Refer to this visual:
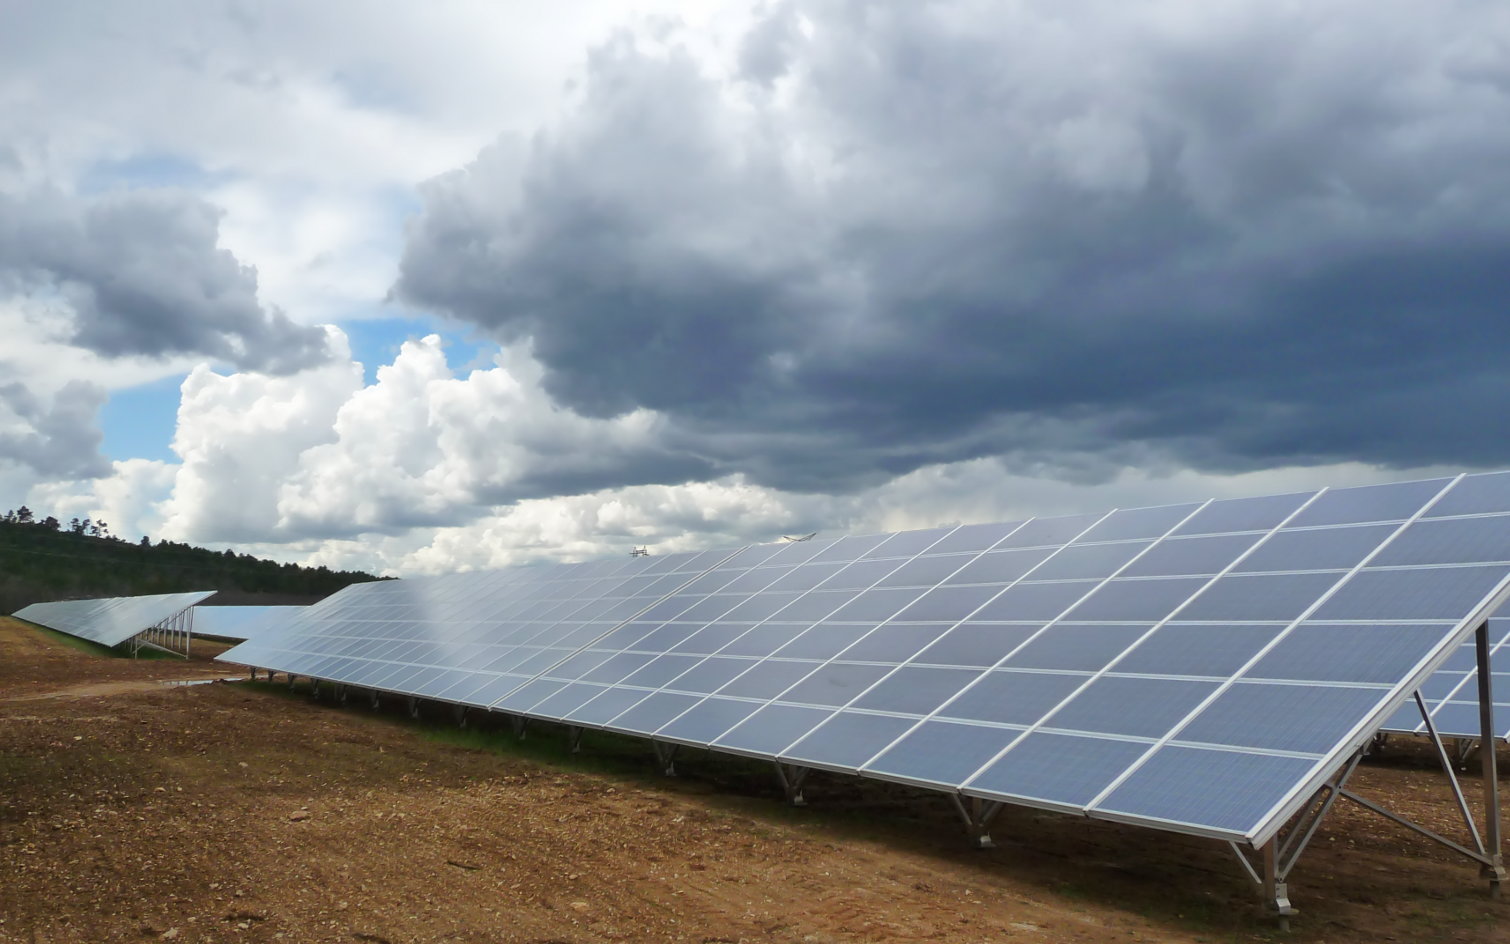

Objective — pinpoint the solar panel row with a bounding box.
[219,471,1510,846]
[191,605,306,641]
[1381,618,1510,741]
[13,591,217,649]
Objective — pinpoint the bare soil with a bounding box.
[1,616,1507,943]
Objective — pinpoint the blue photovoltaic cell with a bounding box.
[714,703,833,755]
[1000,624,1150,672]
[1232,525,1397,574]
[1110,623,1281,678]
[216,472,1510,844]
[1118,533,1263,578]
[1176,682,1388,754]
[1314,566,1510,621]
[1096,746,1319,834]
[655,697,762,745]
[995,514,1103,549]
[782,711,920,770]
[970,581,1098,621]
[1423,471,1510,518]
[1369,516,1510,567]
[945,547,1058,585]
[852,666,983,715]
[1027,542,1153,581]
[910,624,1040,668]
[937,671,1087,726]
[864,720,1023,786]
[1170,492,1311,537]
[1062,579,1210,622]
[1177,572,1343,622]
[967,732,1152,807]
[1045,676,1220,739]
[1285,478,1451,528]
[1246,623,1449,685]
[1075,504,1202,543]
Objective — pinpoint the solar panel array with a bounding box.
[191,605,306,641]
[219,472,1510,845]
[14,591,217,648]
[1381,618,1510,741]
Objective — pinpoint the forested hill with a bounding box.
[0,507,381,614]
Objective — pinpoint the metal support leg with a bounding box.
[651,741,679,777]
[567,726,583,753]
[407,696,420,719]
[310,679,321,699]
[1262,838,1296,928]
[288,674,296,690]
[336,684,348,705]
[510,716,528,740]
[370,689,381,710]
[949,795,1001,849]
[1477,622,1507,893]
[773,763,810,806]
[454,705,468,729]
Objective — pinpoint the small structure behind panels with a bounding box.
[190,605,305,642]
[217,471,1510,926]
[13,591,216,657]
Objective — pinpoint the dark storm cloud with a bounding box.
[397,1,1510,493]
[0,187,331,373]
[0,380,109,478]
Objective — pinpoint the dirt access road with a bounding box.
[1,616,1506,943]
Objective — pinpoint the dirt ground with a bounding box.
[2,617,1508,944]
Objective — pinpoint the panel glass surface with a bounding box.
[16,590,216,648]
[215,473,1510,843]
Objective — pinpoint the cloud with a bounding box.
[152,329,709,544]
[25,457,177,541]
[0,379,109,478]
[157,327,363,544]
[395,0,1510,495]
[0,187,332,372]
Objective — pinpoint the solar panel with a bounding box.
[190,605,306,641]
[1379,618,1510,741]
[216,471,1510,849]
[13,591,216,649]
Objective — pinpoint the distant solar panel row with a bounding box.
[14,591,216,648]
[220,472,1510,846]
[191,605,305,641]
[1381,618,1510,741]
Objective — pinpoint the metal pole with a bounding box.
[1476,621,1506,893]
[1261,837,1295,927]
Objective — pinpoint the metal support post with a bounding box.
[310,679,321,698]
[651,741,679,776]
[1262,838,1296,928]
[1477,622,1507,892]
[336,684,348,705]
[773,763,810,806]
[510,716,528,739]
[949,795,1001,849]
[407,696,420,719]
[369,689,381,710]
[454,705,468,729]
[568,726,583,753]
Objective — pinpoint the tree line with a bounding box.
[0,505,382,615]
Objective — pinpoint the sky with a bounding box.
[1,0,1505,577]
